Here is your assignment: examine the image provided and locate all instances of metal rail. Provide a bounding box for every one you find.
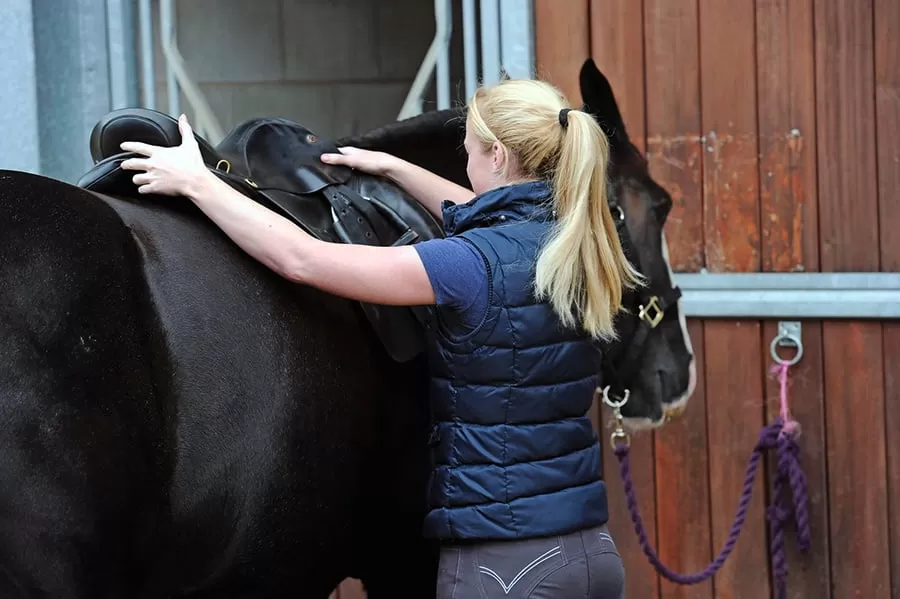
[157,0,225,143]
[674,272,900,318]
[399,0,536,118]
[397,0,453,119]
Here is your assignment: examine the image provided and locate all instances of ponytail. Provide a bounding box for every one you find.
[466,79,644,340]
[533,110,644,340]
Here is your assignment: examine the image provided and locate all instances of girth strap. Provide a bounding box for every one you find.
[212,167,418,248]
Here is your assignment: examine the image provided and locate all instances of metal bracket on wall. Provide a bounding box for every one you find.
[770,321,803,366]
[674,272,900,319]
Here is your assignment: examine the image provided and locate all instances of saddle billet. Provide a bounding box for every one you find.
[76,108,444,363]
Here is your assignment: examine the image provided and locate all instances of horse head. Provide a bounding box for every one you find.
[578,58,696,429]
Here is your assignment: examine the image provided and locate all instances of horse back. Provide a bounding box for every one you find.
[0,170,418,596]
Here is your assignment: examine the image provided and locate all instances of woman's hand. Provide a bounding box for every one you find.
[119,114,210,197]
[320,146,396,177]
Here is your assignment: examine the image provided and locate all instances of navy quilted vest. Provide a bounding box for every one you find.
[422,180,609,541]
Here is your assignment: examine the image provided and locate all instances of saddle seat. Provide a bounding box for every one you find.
[76,107,446,363]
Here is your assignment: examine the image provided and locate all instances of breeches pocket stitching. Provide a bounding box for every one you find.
[587,532,620,557]
[477,545,562,594]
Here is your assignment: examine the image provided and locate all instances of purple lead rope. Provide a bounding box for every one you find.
[601,364,811,597]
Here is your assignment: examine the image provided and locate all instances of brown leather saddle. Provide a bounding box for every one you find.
[76,107,445,362]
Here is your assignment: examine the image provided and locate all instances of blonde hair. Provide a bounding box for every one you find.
[467,78,644,341]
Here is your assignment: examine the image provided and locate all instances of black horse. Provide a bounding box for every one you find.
[0,59,693,597]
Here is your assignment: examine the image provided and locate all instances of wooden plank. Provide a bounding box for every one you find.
[654,321,711,599]
[874,2,900,596]
[756,0,830,597]
[815,1,890,597]
[587,3,659,598]
[589,0,646,151]
[815,0,881,272]
[603,435,659,599]
[756,0,819,274]
[698,0,760,274]
[534,0,590,106]
[643,2,710,598]
[761,321,828,599]
[703,322,768,599]
[697,0,767,595]
[643,0,704,272]
[821,323,887,597]
[875,0,900,271]
[884,321,900,599]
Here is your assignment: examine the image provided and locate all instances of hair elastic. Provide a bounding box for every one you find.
[558,108,572,127]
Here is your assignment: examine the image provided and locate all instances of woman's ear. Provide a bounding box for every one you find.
[490,141,507,174]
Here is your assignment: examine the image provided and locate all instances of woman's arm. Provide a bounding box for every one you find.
[185,171,437,306]
[321,148,475,218]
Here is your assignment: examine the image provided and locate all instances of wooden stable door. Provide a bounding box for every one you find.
[534,0,900,597]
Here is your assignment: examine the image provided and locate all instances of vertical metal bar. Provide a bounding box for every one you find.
[105,0,136,109]
[462,0,478,99]
[160,0,180,116]
[31,0,110,182]
[479,0,501,85]
[0,0,41,173]
[138,0,155,109]
[435,0,452,110]
[498,0,534,79]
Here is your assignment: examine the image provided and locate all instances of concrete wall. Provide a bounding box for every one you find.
[149,0,470,141]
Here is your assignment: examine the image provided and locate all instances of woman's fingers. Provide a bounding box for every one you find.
[178,114,198,149]
[120,157,152,171]
[322,146,366,163]
[320,153,347,165]
[120,141,158,156]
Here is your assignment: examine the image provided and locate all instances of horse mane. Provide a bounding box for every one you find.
[337,107,470,187]
[338,107,466,149]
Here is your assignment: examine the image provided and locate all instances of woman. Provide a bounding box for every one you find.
[120,77,639,598]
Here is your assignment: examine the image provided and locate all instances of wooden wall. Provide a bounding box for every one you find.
[534,0,899,598]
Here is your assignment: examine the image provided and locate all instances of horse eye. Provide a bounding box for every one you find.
[306,134,318,144]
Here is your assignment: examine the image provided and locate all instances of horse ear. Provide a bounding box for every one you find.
[578,58,630,148]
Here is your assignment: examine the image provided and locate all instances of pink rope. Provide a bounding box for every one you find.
[771,363,800,437]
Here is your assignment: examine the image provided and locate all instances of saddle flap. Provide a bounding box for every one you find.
[216,118,352,195]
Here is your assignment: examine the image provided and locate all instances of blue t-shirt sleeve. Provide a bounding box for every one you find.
[413,237,489,329]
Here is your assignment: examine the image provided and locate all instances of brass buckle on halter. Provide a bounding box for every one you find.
[599,385,631,449]
[215,159,231,173]
[638,296,664,328]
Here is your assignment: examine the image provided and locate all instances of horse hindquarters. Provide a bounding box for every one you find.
[0,172,165,597]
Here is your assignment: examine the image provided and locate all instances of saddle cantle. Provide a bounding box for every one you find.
[76,108,445,363]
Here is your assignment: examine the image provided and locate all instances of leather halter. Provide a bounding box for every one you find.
[599,199,683,404]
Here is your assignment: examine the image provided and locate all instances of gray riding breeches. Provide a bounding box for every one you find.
[436,523,626,599]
